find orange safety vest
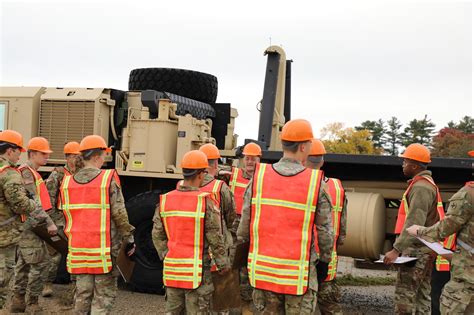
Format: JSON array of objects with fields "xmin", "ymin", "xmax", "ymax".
[
  {"xmin": 324, "ymin": 178, "xmax": 345, "ymax": 281},
  {"xmin": 60, "ymin": 169, "xmax": 115, "ymax": 274},
  {"xmin": 248, "ymin": 163, "xmax": 323, "ymax": 295},
  {"xmin": 56, "ymin": 167, "xmax": 72, "ymax": 209},
  {"xmin": 394, "ymin": 174, "xmax": 456, "ymax": 272},
  {"xmin": 19, "ymin": 164, "xmax": 52, "ymax": 222},
  {"xmin": 229, "ymin": 167, "xmax": 250, "ymax": 215},
  {"xmin": 159, "ymin": 190, "xmax": 209, "ymax": 289}
]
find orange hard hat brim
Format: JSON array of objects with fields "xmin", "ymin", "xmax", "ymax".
[
  {"xmin": 400, "ymin": 153, "xmax": 431, "ymax": 163},
  {"xmin": 20, "ymin": 147, "xmax": 26, "ymax": 152},
  {"xmin": 469, "ymin": 150, "xmax": 474, "ymax": 157},
  {"xmin": 105, "ymin": 147, "xmax": 112, "ymax": 153}
]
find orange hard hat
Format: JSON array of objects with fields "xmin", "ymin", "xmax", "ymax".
[
  {"xmin": 64, "ymin": 141, "xmax": 81, "ymax": 155},
  {"xmin": 181, "ymin": 150, "xmax": 209, "ymax": 169},
  {"xmin": 243, "ymin": 142, "xmax": 262, "ymax": 156},
  {"xmin": 27, "ymin": 137, "xmax": 53, "ymax": 154},
  {"xmin": 309, "ymin": 139, "xmax": 326, "ymax": 156},
  {"xmin": 79, "ymin": 135, "xmax": 111, "ymax": 152},
  {"xmin": 0, "ymin": 130, "xmax": 26, "ymax": 152},
  {"xmin": 199, "ymin": 143, "xmax": 220, "ymax": 159},
  {"xmin": 281, "ymin": 119, "xmax": 314, "ymax": 142},
  {"xmin": 400, "ymin": 143, "xmax": 431, "ymax": 163},
  {"xmin": 469, "ymin": 150, "xmax": 474, "ymax": 157}
]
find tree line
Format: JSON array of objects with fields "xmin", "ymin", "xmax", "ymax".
[{"xmin": 320, "ymin": 115, "xmax": 473, "ymax": 158}]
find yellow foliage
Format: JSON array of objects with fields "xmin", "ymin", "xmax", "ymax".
[{"xmin": 320, "ymin": 122, "xmax": 382, "ymax": 155}]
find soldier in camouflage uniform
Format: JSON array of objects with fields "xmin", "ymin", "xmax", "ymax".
[
  {"xmin": 306, "ymin": 139, "xmax": 347, "ymax": 315},
  {"xmin": 152, "ymin": 150, "xmax": 230, "ymax": 314},
  {"xmin": 61, "ymin": 135, "xmax": 135, "ymax": 315},
  {"xmin": 237, "ymin": 120, "xmax": 334, "ymax": 314},
  {"xmin": 11, "ymin": 137, "xmax": 58, "ymax": 313},
  {"xmin": 43, "ymin": 141, "xmax": 83, "ymax": 297},
  {"xmin": 384, "ymin": 144, "xmax": 441, "ymax": 314},
  {"xmin": 407, "ymin": 153, "xmax": 473, "ymax": 314},
  {"xmin": 0, "ymin": 130, "xmax": 44, "ymax": 310}
]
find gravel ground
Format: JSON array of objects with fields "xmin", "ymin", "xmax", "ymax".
[{"xmin": 340, "ymin": 285, "xmax": 394, "ymax": 315}]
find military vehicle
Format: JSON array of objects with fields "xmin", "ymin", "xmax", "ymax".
[{"xmin": 0, "ymin": 46, "xmax": 470, "ymax": 293}]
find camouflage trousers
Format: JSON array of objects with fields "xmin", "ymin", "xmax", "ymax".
[
  {"xmin": 0, "ymin": 244, "xmax": 16, "ymax": 309},
  {"xmin": 240, "ymin": 267, "xmax": 253, "ymax": 302},
  {"xmin": 439, "ymin": 279, "xmax": 474, "ymax": 314},
  {"xmin": 394, "ymin": 253, "xmax": 435, "ymax": 315},
  {"xmin": 165, "ymin": 269, "xmax": 214, "ymax": 315},
  {"xmin": 252, "ymin": 264, "xmax": 318, "ymax": 314},
  {"xmin": 13, "ymin": 237, "xmax": 49, "ymax": 300},
  {"xmin": 74, "ymin": 270, "xmax": 117, "ymax": 315},
  {"xmin": 44, "ymin": 247, "xmax": 62, "ymax": 283},
  {"xmin": 317, "ymin": 280, "xmax": 342, "ymax": 315}
]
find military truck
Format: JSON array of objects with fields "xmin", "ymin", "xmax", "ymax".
[{"xmin": 0, "ymin": 46, "xmax": 470, "ymax": 294}]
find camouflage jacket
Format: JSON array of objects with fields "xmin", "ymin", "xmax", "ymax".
[
  {"xmin": 419, "ymin": 183, "xmax": 473, "ymax": 283},
  {"xmin": 237, "ymin": 157, "xmax": 334, "ymax": 263},
  {"xmin": 67, "ymin": 167, "xmax": 135, "ymax": 257},
  {"xmin": 202, "ymin": 173, "xmax": 236, "ymax": 245},
  {"xmin": 0, "ymin": 156, "xmax": 39, "ymax": 247},
  {"xmin": 393, "ymin": 170, "xmax": 441, "ymax": 256},
  {"xmin": 45, "ymin": 165, "xmax": 74, "ymax": 226},
  {"xmin": 322, "ymin": 176, "xmax": 348, "ymax": 245},
  {"xmin": 152, "ymin": 185, "xmax": 230, "ymax": 270}
]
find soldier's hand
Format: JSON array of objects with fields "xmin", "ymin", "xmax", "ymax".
[
  {"xmin": 218, "ymin": 267, "xmax": 230, "ymax": 275},
  {"xmin": 47, "ymin": 223, "xmax": 58, "ymax": 236},
  {"xmin": 218, "ymin": 170, "xmax": 232, "ymax": 177},
  {"xmin": 383, "ymin": 249, "xmax": 399, "ymax": 265},
  {"xmin": 316, "ymin": 261, "xmax": 329, "ymax": 284},
  {"xmin": 126, "ymin": 242, "xmax": 136, "ymax": 257},
  {"xmin": 406, "ymin": 225, "xmax": 421, "ymax": 237}
]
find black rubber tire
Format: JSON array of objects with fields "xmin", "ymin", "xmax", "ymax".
[
  {"xmin": 126, "ymin": 190, "xmax": 165, "ymax": 295},
  {"xmin": 129, "ymin": 68, "xmax": 218, "ymax": 104}
]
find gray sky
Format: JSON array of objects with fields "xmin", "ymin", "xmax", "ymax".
[{"xmin": 1, "ymin": 0, "xmax": 472, "ymax": 143}]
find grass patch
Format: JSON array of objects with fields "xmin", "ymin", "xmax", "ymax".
[{"xmin": 336, "ymin": 274, "xmax": 395, "ymax": 286}]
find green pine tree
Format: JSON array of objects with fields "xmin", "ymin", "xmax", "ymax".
[
  {"xmin": 401, "ymin": 115, "xmax": 435, "ymax": 147},
  {"xmin": 383, "ymin": 117, "xmax": 403, "ymax": 155}
]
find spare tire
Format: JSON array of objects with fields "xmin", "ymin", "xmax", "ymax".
[
  {"xmin": 129, "ymin": 68, "xmax": 218, "ymax": 104},
  {"xmin": 126, "ymin": 190, "xmax": 165, "ymax": 295}
]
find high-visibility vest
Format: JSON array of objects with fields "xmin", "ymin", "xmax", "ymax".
[
  {"xmin": 160, "ymin": 190, "xmax": 209, "ymax": 289},
  {"xmin": 19, "ymin": 164, "xmax": 52, "ymax": 222},
  {"xmin": 229, "ymin": 167, "xmax": 250, "ymax": 215},
  {"xmin": 56, "ymin": 167, "xmax": 72, "ymax": 209},
  {"xmin": 248, "ymin": 163, "xmax": 323, "ymax": 295},
  {"xmin": 394, "ymin": 174, "xmax": 456, "ymax": 271},
  {"xmin": 324, "ymin": 178, "xmax": 345, "ymax": 281},
  {"xmin": 60, "ymin": 169, "xmax": 115, "ymax": 274},
  {"xmin": 177, "ymin": 179, "xmax": 223, "ymax": 206}
]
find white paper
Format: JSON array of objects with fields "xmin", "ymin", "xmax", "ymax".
[
  {"xmin": 375, "ymin": 255, "xmax": 418, "ymax": 264},
  {"xmin": 417, "ymin": 237, "xmax": 453, "ymax": 255}
]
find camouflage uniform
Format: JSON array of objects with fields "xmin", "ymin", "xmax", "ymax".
[
  {"xmin": 152, "ymin": 184, "xmax": 230, "ymax": 315},
  {"xmin": 12, "ymin": 161, "xmax": 55, "ymax": 304},
  {"xmin": 317, "ymin": 177, "xmax": 348, "ymax": 315},
  {"xmin": 0, "ymin": 156, "xmax": 39, "ymax": 309},
  {"xmin": 418, "ymin": 182, "xmax": 474, "ymax": 314},
  {"xmin": 44, "ymin": 165, "xmax": 75, "ymax": 285},
  {"xmin": 392, "ymin": 170, "xmax": 441, "ymax": 315},
  {"xmin": 237, "ymin": 157, "xmax": 334, "ymax": 314},
  {"xmin": 68, "ymin": 167, "xmax": 135, "ymax": 315}
]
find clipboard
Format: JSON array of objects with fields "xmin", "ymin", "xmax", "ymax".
[
  {"xmin": 32, "ymin": 223, "xmax": 68, "ymax": 255},
  {"xmin": 232, "ymin": 241, "xmax": 250, "ymax": 269}
]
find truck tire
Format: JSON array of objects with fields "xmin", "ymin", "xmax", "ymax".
[
  {"xmin": 126, "ymin": 190, "xmax": 165, "ymax": 295},
  {"xmin": 129, "ymin": 68, "xmax": 218, "ymax": 104}
]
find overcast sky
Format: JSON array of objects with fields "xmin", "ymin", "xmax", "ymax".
[{"xmin": 0, "ymin": 1, "xmax": 472, "ymax": 143}]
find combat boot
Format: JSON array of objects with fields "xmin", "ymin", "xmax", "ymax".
[
  {"xmin": 42, "ymin": 282, "xmax": 53, "ymax": 297},
  {"xmin": 9, "ymin": 293, "xmax": 26, "ymax": 313},
  {"xmin": 26, "ymin": 296, "xmax": 43, "ymax": 314}
]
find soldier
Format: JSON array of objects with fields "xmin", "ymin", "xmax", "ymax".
[
  {"xmin": 237, "ymin": 119, "xmax": 334, "ymax": 314},
  {"xmin": 406, "ymin": 150, "xmax": 474, "ymax": 314},
  {"xmin": 152, "ymin": 150, "xmax": 231, "ymax": 314},
  {"xmin": 227, "ymin": 142, "xmax": 261, "ymax": 306},
  {"xmin": 59, "ymin": 135, "xmax": 135, "ymax": 315},
  {"xmin": 383, "ymin": 143, "xmax": 455, "ymax": 314},
  {"xmin": 11, "ymin": 136, "xmax": 58, "ymax": 313},
  {"xmin": 42, "ymin": 141, "xmax": 83, "ymax": 297},
  {"xmin": 0, "ymin": 130, "xmax": 45, "ymax": 310},
  {"xmin": 306, "ymin": 139, "xmax": 347, "ymax": 315}
]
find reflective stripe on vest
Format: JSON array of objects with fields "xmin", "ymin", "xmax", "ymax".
[
  {"xmin": 60, "ymin": 169, "xmax": 114, "ymax": 274},
  {"xmin": 394, "ymin": 175, "xmax": 455, "ymax": 272},
  {"xmin": 160, "ymin": 190, "xmax": 209, "ymax": 289},
  {"xmin": 56, "ymin": 167, "xmax": 72, "ymax": 209},
  {"xmin": 248, "ymin": 163, "xmax": 323, "ymax": 295},
  {"xmin": 229, "ymin": 167, "xmax": 250, "ymax": 215},
  {"xmin": 324, "ymin": 178, "xmax": 345, "ymax": 281},
  {"xmin": 19, "ymin": 164, "xmax": 52, "ymax": 222}
]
